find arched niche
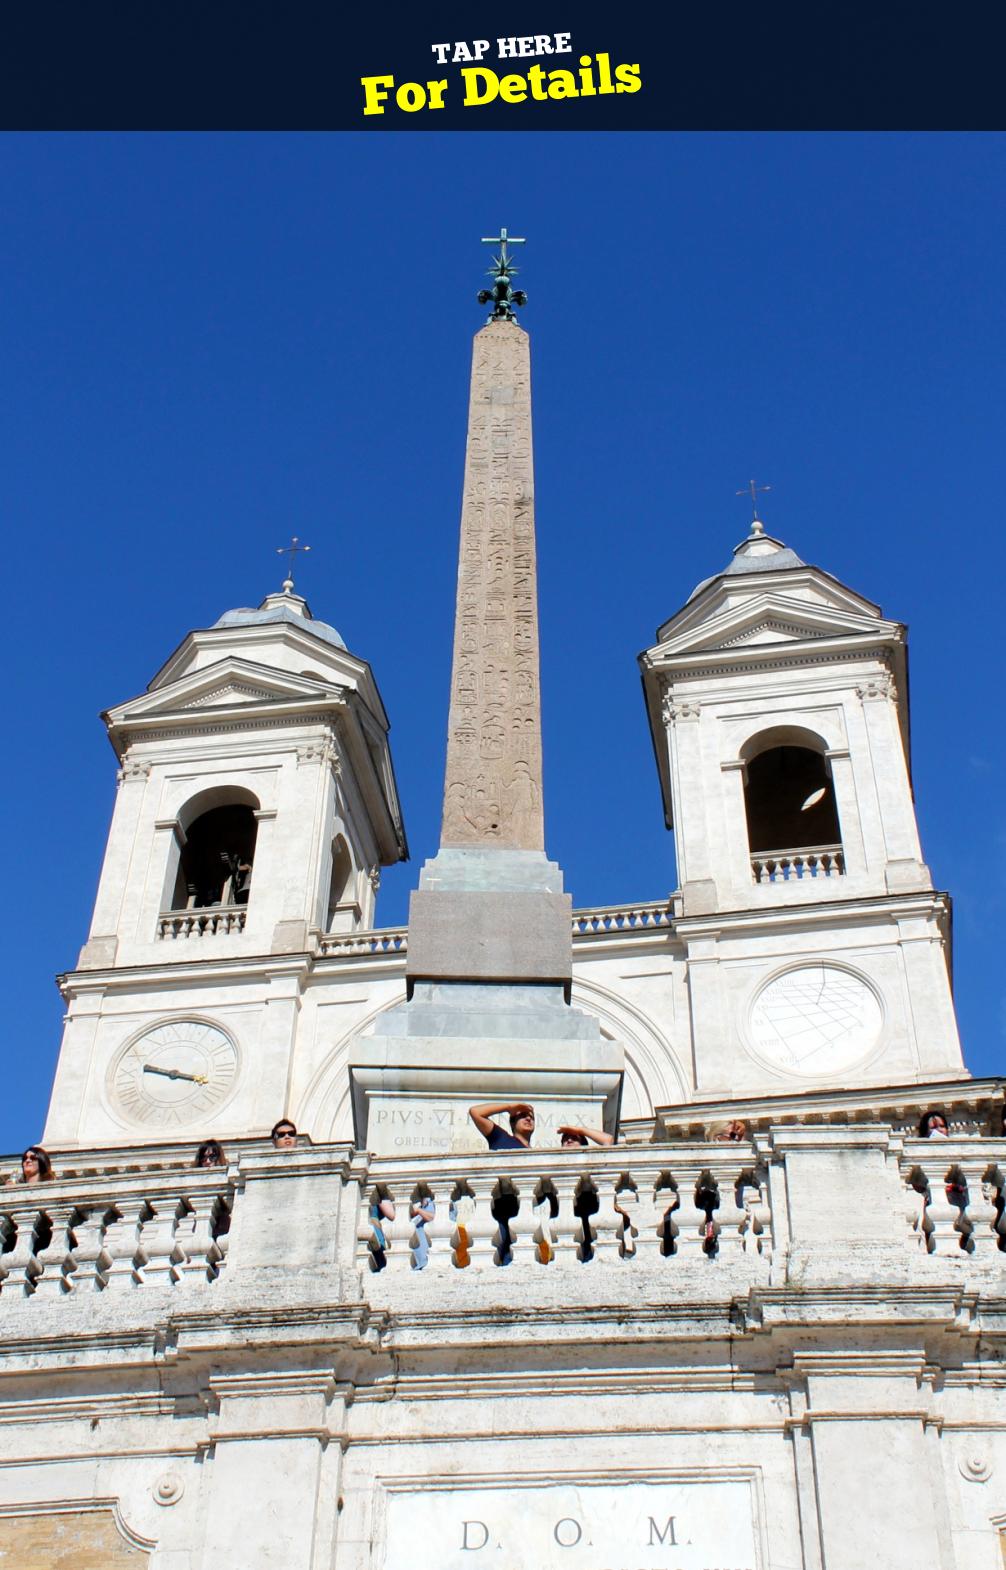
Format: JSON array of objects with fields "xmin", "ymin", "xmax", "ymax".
[
  {"xmin": 739, "ymin": 725, "xmax": 841, "ymax": 858},
  {"xmin": 327, "ymin": 834, "xmax": 359, "ymax": 932},
  {"xmin": 170, "ymin": 785, "xmax": 261, "ymax": 910}
]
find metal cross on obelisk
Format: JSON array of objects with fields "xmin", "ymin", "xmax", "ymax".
[
  {"xmin": 477, "ymin": 227, "xmax": 528, "ymax": 322},
  {"xmin": 276, "ymin": 535, "xmax": 311, "ymax": 591}
]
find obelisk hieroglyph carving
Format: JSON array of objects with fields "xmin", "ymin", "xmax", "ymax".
[{"xmin": 441, "ymin": 315, "xmax": 543, "ymax": 850}]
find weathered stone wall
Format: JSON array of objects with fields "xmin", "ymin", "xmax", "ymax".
[{"xmin": 0, "ymin": 1509, "xmax": 147, "ymax": 1567}]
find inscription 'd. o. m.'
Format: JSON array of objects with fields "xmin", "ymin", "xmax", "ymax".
[{"xmin": 382, "ymin": 1478, "xmax": 758, "ymax": 1570}]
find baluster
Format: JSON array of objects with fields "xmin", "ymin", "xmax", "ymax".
[
  {"xmin": 467, "ymin": 1178, "xmax": 503, "ymax": 1270},
  {"xmin": 449, "ymin": 1186, "xmax": 476, "ymax": 1268},
  {"xmin": 428, "ymin": 1183, "xmax": 457, "ymax": 1273},
  {"xmin": 743, "ymin": 1177, "xmax": 773, "ymax": 1260},
  {"xmin": 70, "ymin": 1206, "xmax": 114, "ymax": 1290},
  {"xmin": 137, "ymin": 1199, "xmax": 182, "ymax": 1285},
  {"xmin": 919, "ymin": 1163, "xmax": 962, "ymax": 1257},
  {"xmin": 103, "ymin": 1202, "xmax": 142, "ymax": 1289},
  {"xmin": 360, "ymin": 1188, "xmax": 397, "ymax": 1273},
  {"xmin": 570, "ymin": 1177, "xmax": 600, "ymax": 1264},
  {"xmin": 408, "ymin": 1185, "xmax": 443, "ymax": 1273},
  {"xmin": 613, "ymin": 1184, "xmax": 639, "ymax": 1259},
  {"xmin": 209, "ymin": 1196, "xmax": 231, "ymax": 1277},
  {"xmin": 32, "ymin": 1203, "xmax": 79, "ymax": 1296},
  {"xmin": 531, "ymin": 1182, "xmax": 557, "ymax": 1265},
  {"xmin": 648, "ymin": 1179, "xmax": 678, "ymax": 1262},
  {"xmin": 356, "ymin": 1184, "xmax": 379, "ymax": 1269},
  {"xmin": 985, "ymin": 1166, "xmax": 1006, "ymax": 1251},
  {"xmin": 956, "ymin": 1161, "xmax": 1000, "ymax": 1259},
  {"xmin": 508, "ymin": 1184, "xmax": 538, "ymax": 1269},
  {"xmin": 550, "ymin": 1174, "xmax": 582, "ymax": 1268},
  {"xmin": 489, "ymin": 1178, "xmax": 522, "ymax": 1268},
  {"xmin": 381, "ymin": 1209, "xmax": 419, "ymax": 1277},
  {"xmin": 905, "ymin": 1173, "xmax": 930, "ymax": 1251},
  {"xmin": 672, "ymin": 1173, "xmax": 708, "ymax": 1258},
  {"xmin": 713, "ymin": 1173, "xmax": 747, "ymax": 1261},
  {"xmin": 173, "ymin": 1193, "xmax": 222, "ymax": 1281},
  {"xmin": 590, "ymin": 1177, "xmax": 624, "ymax": 1263},
  {"xmin": 0, "ymin": 1204, "xmax": 44, "ymax": 1296},
  {"xmin": 0, "ymin": 1212, "xmax": 16, "ymax": 1292}
]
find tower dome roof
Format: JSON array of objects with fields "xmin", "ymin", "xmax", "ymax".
[
  {"xmin": 688, "ymin": 520, "xmax": 805, "ymax": 601},
  {"xmin": 212, "ymin": 590, "xmax": 346, "ymax": 650}
]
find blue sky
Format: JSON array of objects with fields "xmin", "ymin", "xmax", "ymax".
[{"xmin": 2, "ymin": 133, "xmax": 1003, "ymax": 1155}]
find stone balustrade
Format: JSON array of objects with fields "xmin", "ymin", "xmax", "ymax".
[
  {"xmin": 750, "ymin": 844, "xmax": 845, "ymax": 883},
  {"xmin": 1, "ymin": 1132, "xmax": 1004, "ymax": 1308},
  {"xmin": 901, "ymin": 1139, "xmax": 1006, "ymax": 1259},
  {"xmin": 0, "ymin": 1167, "xmax": 233, "ymax": 1297},
  {"xmin": 357, "ymin": 1148, "xmax": 771, "ymax": 1275},
  {"xmin": 319, "ymin": 925, "xmax": 409, "ymax": 957},
  {"xmin": 319, "ymin": 899, "xmax": 676, "ymax": 959},
  {"xmin": 158, "ymin": 905, "xmax": 247, "ymax": 939},
  {"xmin": 569, "ymin": 899, "xmax": 674, "ymax": 936}
]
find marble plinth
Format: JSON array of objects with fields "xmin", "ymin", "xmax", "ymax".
[{"xmin": 349, "ymin": 981, "xmax": 623, "ymax": 1154}]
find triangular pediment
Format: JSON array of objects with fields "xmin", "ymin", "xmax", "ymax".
[
  {"xmin": 652, "ymin": 576, "xmax": 897, "ymax": 661},
  {"xmin": 182, "ymin": 680, "xmax": 277, "ymax": 707},
  {"xmin": 105, "ymin": 656, "xmax": 344, "ymax": 725},
  {"xmin": 717, "ymin": 615, "xmax": 825, "ymax": 647}
]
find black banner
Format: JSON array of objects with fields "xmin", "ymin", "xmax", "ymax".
[{"xmin": 3, "ymin": 0, "xmax": 1005, "ymax": 129}]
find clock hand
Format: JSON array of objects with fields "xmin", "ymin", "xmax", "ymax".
[{"xmin": 142, "ymin": 1065, "xmax": 209, "ymax": 1085}]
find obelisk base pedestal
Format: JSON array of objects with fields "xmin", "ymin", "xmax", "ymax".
[
  {"xmin": 407, "ymin": 849, "xmax": 573, "ymax": 996},
  {"xmin": 349, "ymin": 980, "xmax": 623, "ymax": 1156}
]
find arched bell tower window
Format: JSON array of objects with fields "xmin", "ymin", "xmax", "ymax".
[
  {"xmin": 742, "ymin": 728, "xmax": 844, "ymax": 883},
  {"xmin": 326, "ymin": 835, "xmax": 359, "ymax": 933},
  {"xmin": 172, "ymin": 790, "xmax": 260, "ymax": 911}
]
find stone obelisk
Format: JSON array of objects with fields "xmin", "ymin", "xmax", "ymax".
[
  {"xmin": 349, "ymin": 233, "xmax": 621, "ymax": 1155},
  {"xmin": 407, "ymin": 231, "xmax": 572, "ymax": 993},
  {"xmin": 440, "ymin": 315, "xmax": 543, "ymax": 853}
]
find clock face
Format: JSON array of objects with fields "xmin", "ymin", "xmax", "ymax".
[
  {"xmin": 748, "ymin": 965, "xmax": 882, "ymax": 1077},
  {"xmin": 109, "ymin": 1020, "xmax": 239, "ymax": 1129}
]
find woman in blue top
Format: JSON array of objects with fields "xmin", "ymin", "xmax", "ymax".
[{"xmin": 468, "ymin": 1101, "xmax": 536, "ymax": 1149}]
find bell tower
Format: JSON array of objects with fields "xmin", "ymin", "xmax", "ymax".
[
  {"xmin": 45, "ymin": 575, "xmax": 406, "ymax": 1148},
  {"xmin": 640, "ymin": 515, "xmax": 964, "ymax": 1095}
]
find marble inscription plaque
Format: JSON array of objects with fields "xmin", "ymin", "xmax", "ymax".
[
  {"xmin": 366, "ymin": 1100, "xmax": 605, "ymax": 1156},
  {"xmin": 383, "ymin": 1479, "xmax": 758, "ymax": 1570}
]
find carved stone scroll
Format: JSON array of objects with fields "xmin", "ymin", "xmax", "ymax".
[{"xmin": 441, "ymin": 321, "xmax": 544, "ymax": 851}]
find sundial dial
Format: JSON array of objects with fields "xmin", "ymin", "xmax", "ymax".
[{"xmin": 749, "ymin": 964, "xmax": 882, "ymax": 1076}]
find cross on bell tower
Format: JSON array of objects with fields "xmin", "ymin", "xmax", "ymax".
[{"xmin": 276, "ymin": 535, "xmax": 311, "ymax": 593}]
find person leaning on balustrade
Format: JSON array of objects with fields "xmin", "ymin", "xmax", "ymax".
[
  {"xmin": 410, "ymin": 1191, "xmax": 436, "ymax": 1269},
  {"xmin": 270, "ymin": 1119, "xmax": 298, "ymax": 1149},
  {"xmin": 193, "ymin": 1139, "xmax": 227, "ymax": 1168},
  {"xmin": 466, "ymin": 1102, "xmax": 536, "ymax": 1265},
  {"xmin": 554, "ymin": 1124, "xmax": 618, "ymax": 1259},
  {"xmin": 368, "ymin": 1188, "xmax": 396, "ymax": 1269},
  {"xmin": 6, "ymin": 1145, "xmax": 54, "ymax": 1184},
  {"xmin": 469, "ymin": 1101, "xmax": 536, "ymax": 1150},
  {"xmin": 710, "ymin": 1119, "xmax": 747, "ymax": 1142},
  {"xmin": 916, "ymin": 1108, "xmax": 969, "ymax": 1211},
  {"xmin": 557, "ymin": 1123, "xmax": 614, "ymax": 1148}
]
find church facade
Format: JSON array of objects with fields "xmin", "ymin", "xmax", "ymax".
[{"xmin": 1, "ymin": 248, "xmax": 1004, "ymax": 1570}]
